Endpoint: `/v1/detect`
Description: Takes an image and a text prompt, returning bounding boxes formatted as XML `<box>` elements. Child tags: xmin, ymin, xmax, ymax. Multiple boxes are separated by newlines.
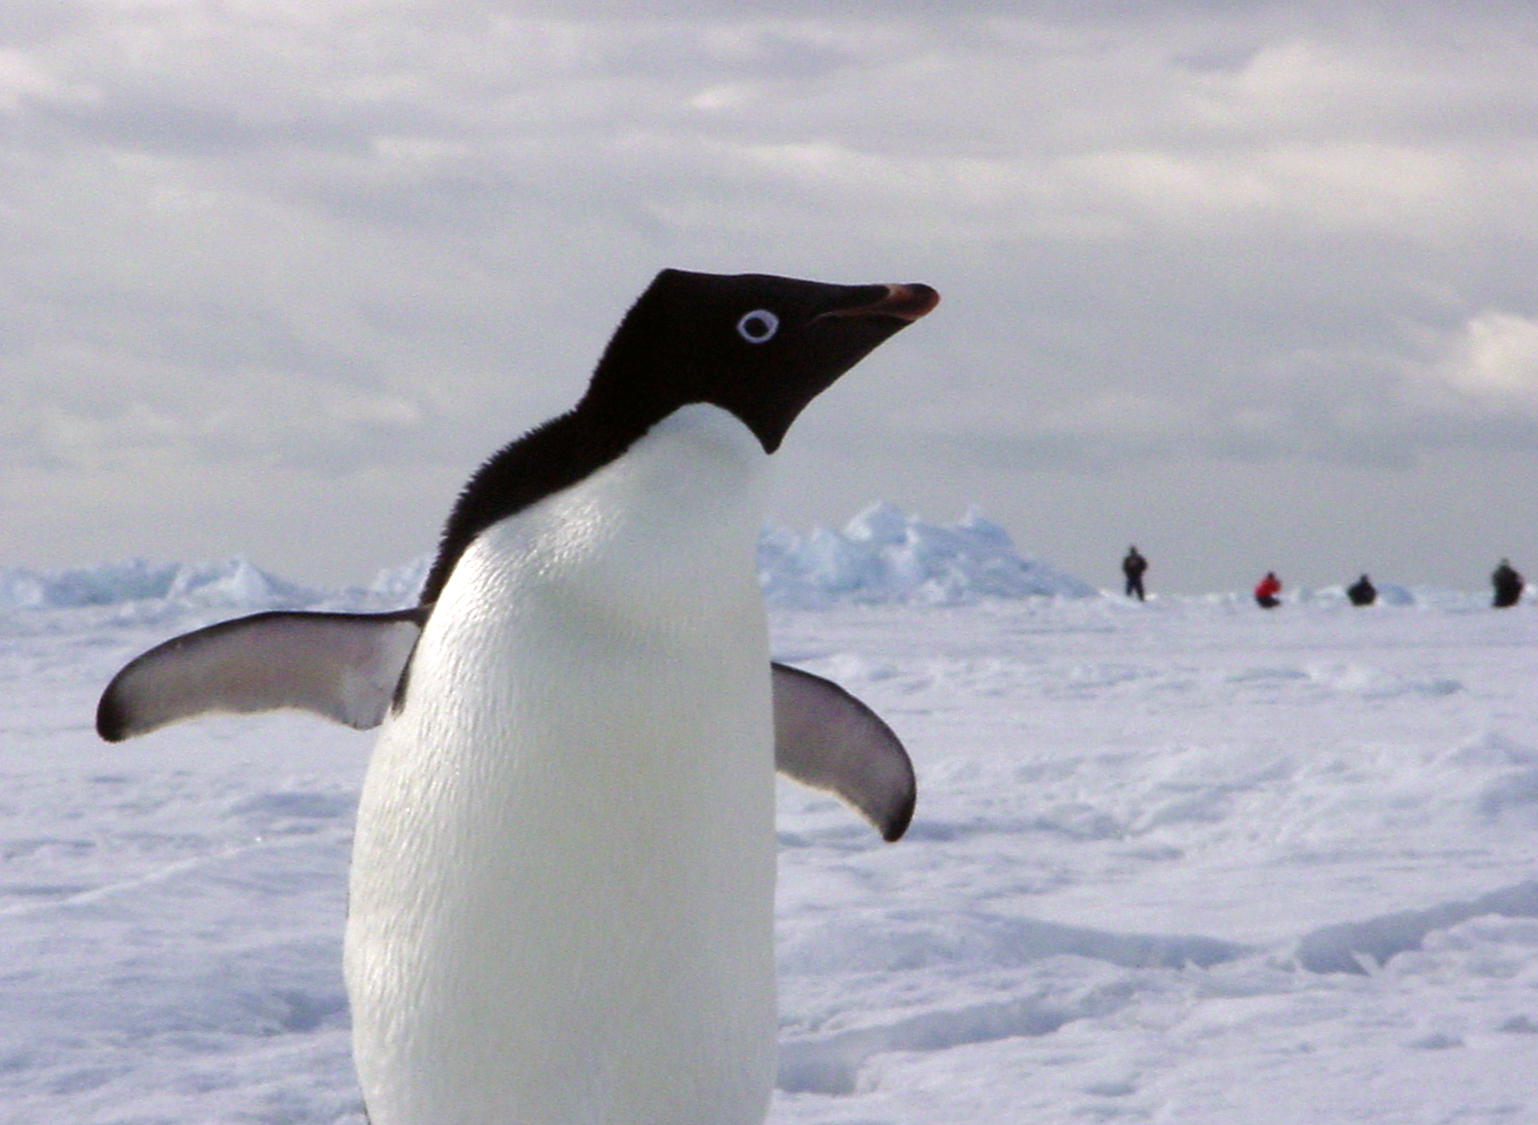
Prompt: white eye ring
<box><xmin>736</xmin><ymin>309</ymin><xmax>779</xmax><ymax>344</ymax></box>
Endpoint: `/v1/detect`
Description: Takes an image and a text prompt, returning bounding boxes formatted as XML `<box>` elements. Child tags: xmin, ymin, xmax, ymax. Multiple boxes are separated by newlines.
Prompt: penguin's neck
<box><xmin>421</xmin><ymin>392</ymin><xmax>659</xmax><ymax>607</ymax></box>
<box><xmin>454</xmin><ymin>403</ymin><xmax>772</xmax><ymax>641</ymax></box>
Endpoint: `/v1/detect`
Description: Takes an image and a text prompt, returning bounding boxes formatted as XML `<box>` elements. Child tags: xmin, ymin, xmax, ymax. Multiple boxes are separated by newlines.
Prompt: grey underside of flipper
<box><xmin>95</xmin><ymin>612</ymin><xmax>916</xmax><ymax>840</ymax></box>
<box><xmin>770</xmin><ymin>661</ymin><xmax>915</xmax><ymax>842</ymax></box>
<box><xmin>95</xmin><ymin>608</ymin><xmax>429</xmax><ymax>743</ymax></box>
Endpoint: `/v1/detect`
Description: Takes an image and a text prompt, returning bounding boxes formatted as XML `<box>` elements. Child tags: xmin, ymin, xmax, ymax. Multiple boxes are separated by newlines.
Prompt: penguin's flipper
<box><xmin>771</xmin><ymin>662</ymin><xmax>916</xmax><ymax>842</ymax></box>
<box><xmin>97</xmin><ymin>608</ymin><xmax>427</xmax><ymax>742</ymax></box>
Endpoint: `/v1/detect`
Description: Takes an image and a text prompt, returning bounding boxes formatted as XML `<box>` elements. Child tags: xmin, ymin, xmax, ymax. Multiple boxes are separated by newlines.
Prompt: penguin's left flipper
<box><xmin>771</xmin><ymin>662</ymin><xmax>916</xmax><ymax>842</ymax></box>
<box><xmin>96</xmin><ymin>608</ymin><xmax>428</xmax><ymax>742</ymax></box>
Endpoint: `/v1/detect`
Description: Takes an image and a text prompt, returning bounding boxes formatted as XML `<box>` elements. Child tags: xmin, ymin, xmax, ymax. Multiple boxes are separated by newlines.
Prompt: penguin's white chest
<box><xmin>345</xmin><ymin>405</ymin><xmax>778</xmax><ymax>1125</ymax></box>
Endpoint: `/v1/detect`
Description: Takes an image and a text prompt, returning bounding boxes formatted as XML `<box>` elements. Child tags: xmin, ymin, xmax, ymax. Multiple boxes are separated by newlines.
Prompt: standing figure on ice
<box><xmin>1492</xmin><ymin>558</ymin><xmax>1525</xmax><ymax>608</ymax></box>
<box><xmin>1121</xmin><ymin>545</ymin><xmax>1148</xmax><ymax>601</ymax></box>
<box><xmin>1254</xmin><ymin>571</ymin><xmax>1282</xmax><ymax>609</ymax></box>
<box><xmin>96</xmin><ymin>270</ymin><xmax>937</xmax><ymax>1125</ymax></box>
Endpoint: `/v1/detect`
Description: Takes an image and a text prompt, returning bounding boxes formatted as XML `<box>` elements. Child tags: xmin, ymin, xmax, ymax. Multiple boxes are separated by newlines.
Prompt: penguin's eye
<box><xmin>736</xmin><ymin>309</ymin><xmax>779</xmax><ymax>344</ymax></box>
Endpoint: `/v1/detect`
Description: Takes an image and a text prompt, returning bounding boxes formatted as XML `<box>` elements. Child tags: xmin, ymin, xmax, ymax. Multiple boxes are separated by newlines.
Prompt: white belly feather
<box><xmin>345</xmin><ymin>405</ymin><xmax>777</xmax><ymax>1125</ymax></box>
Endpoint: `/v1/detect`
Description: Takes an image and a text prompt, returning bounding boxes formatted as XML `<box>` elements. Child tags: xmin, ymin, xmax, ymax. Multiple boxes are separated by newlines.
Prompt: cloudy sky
<box><xmin>5</xmin><ymin>1</ymin><xmax>1538</xmax><ymax>594</ymax></box>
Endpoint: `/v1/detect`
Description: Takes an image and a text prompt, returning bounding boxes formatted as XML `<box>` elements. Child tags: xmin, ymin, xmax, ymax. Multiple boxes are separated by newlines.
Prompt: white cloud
<box><xmin>0</xmin><ymin>47</ymin><xmax>85</xmax><ymax>111</ymax></box>
<box><xmin>1424</xmin><ymin>310</ymin><xmax>1538</xmax><ymax>415</ymax></box>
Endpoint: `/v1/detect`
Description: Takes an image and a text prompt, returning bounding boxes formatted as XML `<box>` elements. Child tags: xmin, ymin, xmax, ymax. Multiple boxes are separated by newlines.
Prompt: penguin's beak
<box><xmin>815</xmin><ymin>284</ymin><xmax>940</xmax><ymax>324</ymax></box>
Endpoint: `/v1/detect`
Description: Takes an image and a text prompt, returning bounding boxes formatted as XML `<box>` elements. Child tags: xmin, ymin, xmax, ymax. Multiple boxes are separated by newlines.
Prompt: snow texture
<box><xmin>3</xmin><ymin>505</ymin><xmax>1538</xmax><ymax>1124</ymax></box>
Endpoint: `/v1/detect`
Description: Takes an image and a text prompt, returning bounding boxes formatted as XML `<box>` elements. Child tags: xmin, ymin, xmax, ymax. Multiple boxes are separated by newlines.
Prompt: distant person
<box><xmin>1122</xmin><ymin>546</ymin><xmax>1148</xmax><ymax>601</ymax></box>
<box><xmin>1347</xmin><ymin>574</ymin><xmax>1377</xmax><ymax>607</ymax></box>
<box><xmin>1254</xmin><ymin>571</ymin><xmax>1281</xmax><ymax>609</ymax></box>
<box><xmin>1492</xmin><ymin>558</ymin><xmax>1525</xmax><ymax>608</ymax></box>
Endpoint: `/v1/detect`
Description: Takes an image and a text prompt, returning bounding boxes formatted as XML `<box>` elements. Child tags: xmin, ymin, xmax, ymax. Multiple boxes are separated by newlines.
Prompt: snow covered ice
<box><xmin>3</xmin><ymin>506</ymin><xmax>1537</xmax><ymax>1124</ymax></box>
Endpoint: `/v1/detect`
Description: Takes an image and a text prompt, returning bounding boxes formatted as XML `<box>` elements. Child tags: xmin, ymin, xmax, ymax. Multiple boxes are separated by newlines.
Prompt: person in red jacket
<box><xmin>1254</xmin><ymin>571</ymin><xmax>1281</xmax><ymax>609</ymax></box>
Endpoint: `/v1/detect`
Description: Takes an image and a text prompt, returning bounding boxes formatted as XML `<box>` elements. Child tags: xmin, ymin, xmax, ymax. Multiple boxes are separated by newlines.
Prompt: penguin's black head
<box><xmin>584</xmin><ymin>269</ymin><xmax>939</xmax><ymax>453</ymax></box>
<box><xmin>416</xmin><ymin>269</ymin><xmax>935</xmax><ymax>608</ymax></box>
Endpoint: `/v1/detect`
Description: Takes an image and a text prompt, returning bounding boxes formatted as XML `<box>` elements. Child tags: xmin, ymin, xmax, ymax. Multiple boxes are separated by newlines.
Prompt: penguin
<box><xmin>97</xmin><ymin>269</ymin><xmax>937</xmax><ymax>1125</ymax></box>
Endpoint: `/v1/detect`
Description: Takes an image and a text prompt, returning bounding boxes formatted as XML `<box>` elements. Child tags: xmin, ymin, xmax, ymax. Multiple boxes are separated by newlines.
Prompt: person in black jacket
<box><xmin>1122</xmin><ymin>546</ymin><xmax>1148</xmax><ymax>601</ymax></box>
<box><xmin>1347</xmin><ymin>574</ymin><xmax>1376</xmax><ymax>606</ymax></box>
<box><xmin>1492</xmin><ymin>559</ymin><xmax>1525</xmax><ymax>608</ymax></box>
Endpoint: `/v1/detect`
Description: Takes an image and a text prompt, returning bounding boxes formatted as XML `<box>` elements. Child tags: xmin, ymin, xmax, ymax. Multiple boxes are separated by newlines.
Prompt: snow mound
<box><xmin>759</xmin><ymin>502</ymin><xmax>1095</xmax><ymax>608</ymax></box>
<box><xmin>366</xmin><ymin>555</ymin><xmax>430</xmax><ymax>607</ymax></box>
<box><xmin>0</xmin><ymin>558</ymin><xmax>319</xmax><ymax>613</ymax></box>
<box><xmin>1</xmin><ymin>505</ymin><xmax>1093</xmax><ymax>618</ymax></box>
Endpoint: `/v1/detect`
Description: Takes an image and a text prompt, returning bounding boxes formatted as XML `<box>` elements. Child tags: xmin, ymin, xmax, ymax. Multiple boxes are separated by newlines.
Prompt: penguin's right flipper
<box><xmin>771</xmin><ymin>662</ymin><xmax>916</xmax><ymax>842</ymax></box>
<box><xmin>97</xmin><ymin>608</ymin><xmax>427</xmax><ymax>742</ymax></box>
